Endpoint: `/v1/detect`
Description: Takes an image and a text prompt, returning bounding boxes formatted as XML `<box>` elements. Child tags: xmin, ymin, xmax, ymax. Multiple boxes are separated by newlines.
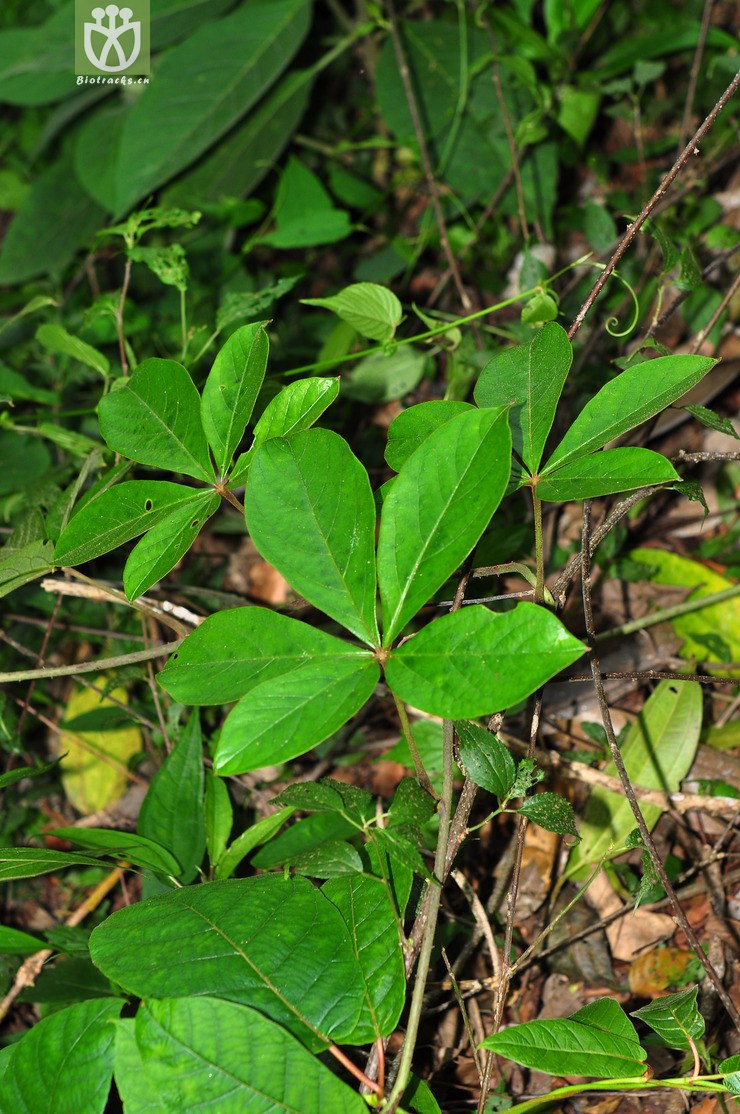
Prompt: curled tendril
<box><xmin>587</xmin><ymin>263</ymin><xmax>641</xmax><ymax>338</ymax></box>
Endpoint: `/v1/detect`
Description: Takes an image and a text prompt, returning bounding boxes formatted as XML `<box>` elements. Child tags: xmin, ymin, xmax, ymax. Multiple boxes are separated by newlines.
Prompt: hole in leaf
<box><xmin>191</xmin><ymin>519</ymin><xmax>199</xmax><ymax>528</ymax></box>
<box><xmin>144</xmin><ymin>499</ymin><xmax>153</xmax><ymax>511</ymax></box>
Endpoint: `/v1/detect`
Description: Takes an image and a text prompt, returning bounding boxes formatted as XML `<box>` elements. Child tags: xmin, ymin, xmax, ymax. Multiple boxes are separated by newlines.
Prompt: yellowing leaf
<box><xmin>58</xmin><ymin>679</ymin><xmax>141</xmax><ymax>813</ymax></box>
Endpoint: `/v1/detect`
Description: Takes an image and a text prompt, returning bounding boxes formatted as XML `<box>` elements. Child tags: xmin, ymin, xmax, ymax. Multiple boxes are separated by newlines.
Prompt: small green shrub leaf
<box><xmin>115</xmin><ymin>998</ymin><xmax>367</xmax><ymax>1113</ymax></box>
<box><xmin>123</xmin><ymin>490</ymin><xmax>220</xmax><ymax>599</ymax></box>
<box><xmin>204</xmin><ymin>770</ymin><xmax>233</xmax><ymax>868</ymax></box>
<box><xmin>251</xmin><ymin>376</ymin><xmax>340</xmax><ymax>447</ymax></box>
<box><xmin>0</xmin><ymin>999</ymin><xmax>123</xmax><ymax>1114</ymax></box>
<box><xmin>631</xmin><ymin>986</ymin><xmax>704</xmax><ymax>1050</ymax></box>
<box><xmin>323</xmin><ymin>875</ymin><xmax>407</xmax><ymax>1041</ymax></box>
<box><xmin>455</xmin><ymin>721</ymin><xmax>516</xmax><ymax>799</ymax></box>
<box><xmin>385</xmin><ymin>603</ymin><xmax>585</xmax><ymax>717</ymax></box>
<box><xmin>35</xmin><ymin>323</ymin><xmax>110</xmax><ymax>378</ymax></box>
<box><xmin>0</xmin><ymin>926</ymin><xmax>44</xmax><ymax>955</ymax></box>
<box><xmin>302</xmin><ymin>282</ymin><xmax>403</xmax><ymax>343</ymax></box>
<box><xmin>201</xmin><ymin>322</ymin><xmax>269</xmax><ymax>475</ymax></box>
<box><xmin>719</xmin><ymin>1055</ymin><xmax>740</xmax><ymax>1096</ymax></box>
<box><xmin>289</xmin><ymin>841</ymin><xmax>364</xmax><ymax>878</ymax></box>
<box><xmin>252</xmin><ymin>813</ymin><xmax>357</xmax><ymax>871</ymax></box>
<box><xmin>476</xmin><ymin>325</ymin><xmax>575</xmax><ymax>474</ymax></box>
<box><xmin>99</xmin><ymin>360</ymin><xmax>214</xmax><ymax>481</ymax></box>
<box><xmin>388</xmin><ymin>778</ymin><xmax>437</xmax><ymax>827</ymax></box>
<box><xmin>138</xmin><ymin>712</ymin><xmax>206</xmax><ymax>884</ymax></box>
<box><xmin>0</xmin><ymin>847</ymin><xmax>104</xmax><ymax>881</ymax></box>
<box><xmin>541</xmin><ymin>354</ymin><xmax>716</xmax><ymax>473</ymax></box>
<box><xmin>214</xmin><ymin>654</ymin><xmax>379</xmax><ymax>774</ymax></box>
<box><xmin>378</xmin><ymin>408</ymin><xmax>512</xmax><ymax>645</ymax></box>
<box><xmin>55</xmin><ymin>481</ymin><xmax>202</xmax><ymax>566</ymax></box>
<box><xmin>273</xmin><ymin>779</ymin><xmax>373</xmax><ymax>824</ymax></box>
<box><xmin>89</xmin><ymin>875</ymin><xmax>377</xmax><ymax>1049</ymax></box>
<box><xmin>385</xmin><ymin>400</ymin><xmax>474</xmax><ymax>471</ymax></box>
<box><xmin>261</xmin><ymin>156</ymin><xmax>351</xmax><ymax>248</ymax></box>
<box><xmin>537</xmin><ymin>447</ymin><xmax>678</xmax><ymax>501</ymax></box>
<box><xmin>44</xmin><ymin>828</ymin><xmax>182</xmax><ymax>876</ymax></box>
<box><xmin>214</xmin><ymin>808</ymin><xmax>293</xmax><ymax>881</ymax></box>
<box><xmin>480</xmin><ymin>997</ymin><xmax>647</xmax><ymax>1078</ymax></box>
<box><xmin>517</xmin><ymin>792</ymin><xmax>580</xmax><ymax>839</ymax></box>
<box><xmin>246</xmin><ymin>430</ymin><xmax>379</xmax><ymax>645</ymax></box>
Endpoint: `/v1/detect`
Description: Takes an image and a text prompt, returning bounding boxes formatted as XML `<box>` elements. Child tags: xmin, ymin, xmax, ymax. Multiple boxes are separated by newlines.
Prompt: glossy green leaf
<box><xmin>0</xmin><ymin>759</ymin><xmax>59</xmax><ymax>792</ymax></box>
<box><xmin>112</xmin><ymin>1021</ymin><xmax>168</xmax><ymax>1114</ymax></box>
<box><xmin>251</xmin><ymin>812</ymin><xmax>357</xmax><ymax>871</ymax></box>
<box><xmin>159</xmin><ymin>606</ymin><xmax>375</xmax><ymax>705</ymax></box>
<box><xmin>89</xmin><ymin>875</ymin><xmax>376</xmax><ymax>1049</ymax></box>
<box><xmin>474</xmin><ymin>323</ymin><xmax>571</xmax><ymax>474</ymax></box>
<box><xmin>566</xmin><ymin>680</ymin><xmax>702</xmax><ymax>879</ymax></box>
<box><xmin>537</xmin><ymin>447</ymin><xmax>678</xmax><ymax>501</ymax></box>
<box><xmin>116</xmin><ymin>998</ymin><xmax>367</xmax><ymax>1113</ymax></box>
<box><xmin>205</xmin><ymin>769</ymin><xmax>233</xmax><ymax>868</ymax></box>
<box><xmin>455</xmin><ymin>720</ymin><xmax>516</xmax><ymax>799</ymax></box>
<box><xmin>246</xmin><ymin>430</ymin><xmax>379</xmax><ymax>644</ymax></box>
<box><xmin>113</xmin><ymin>0</ymin><xmax>311</xmax><ymax>214</ymax></box>
<box><xmin>138</xmin><ymin>712</ymin><xmax>206</xmax><ymax>883</ymax></box>
<box><xmin>385</xmin><ymin>400</ymin><xmax>474</xmax><ymax>472</ymax></box>
<box><xmin>215</xmin><ymin>654</ymin><xmax>379</xmax><ymax>774</ymax></box>
<box><xmin>323</xmin><ymin>875</ymin><xmax>406</xmax><ymax>1041</ymax></box>
<box><xmin>0</xmin><ymin>926</ymin><xmax>44</xmax><ymax>955</ymax></box>
<box><xmin>302</xmin><ymin>283</ymin><xmax>403</xmax><ymax>343</ymax></box>
<box><xmin>631</xmin><ymin>986</ymin><xmax>704</xmax><ymax>1051</ymax></box>
<box><xmin>518</xmin><ymin>793</ymin><xmax>579</xmax><ymax>839</ymax></box>
<box><xmin>273</xmin><ymin>779</ymin><xmax>373</xmax><ymax>824</ymax></box>
<box><xmin>0</xmin><ymin>847</ymin><xmax>103</xmax><ymax>881</ymax></box>
<box><xmin>261</xmin><ymin>156</ymin><xmax>351</xmax><ymax>248</ymax></box>
<box><xmin>289</xmin><ymin>841</ymin><xmax>364</xmax><ymax>878</ymax></box>
<box><xmin>385</xmin><ymin>603</ymin><xmax>585</xmax><ymax>717</ymax></box>
<box><xmin>214</xmin><ymin>808</ymin><xmax>293</xmax><ymax>881</ymax></box>
<box><xmin>55</xmin><ymin>481</ymin><xmax>206</xmax><ymax>566</ymax></box>
<box><xmin>480</xmin><ymin>997</ymin><xmax>647</xmax><ymax>1078</ymax></box>
<box><xmin>251</xmin><ymin>376</ymin><xmax>340</xmax><ymax>447</ymax></box>
<box><xmin>0</xmin><ymin>999</ymin><xmax>123</xmax><ymax>1114</ymax></box>
<box><xmin>45</xmin><ymin>828</ymin><xmax>181</xmax><ymax>876</ymax></box>
<box><xmin>541</xmin><ymin>354</ymin><xmax>716</xmax><ymax>474</ymax></box>
<box><xmin>98</xmin><ymin>360</ymin><xmax>214</xmax><ymax>481</ymax></box>
<box><xmin>378</xmin><ymin>408</ymin><xmax>512</xmax><ymax>645</ymax></box>
<box><xmin>123</xmin><ymin>490</ymin><xmax>220</xmax><ymax>599</ymax></box>
<box><xmin>201</xmin><ymin>323</ymin><xmax>269</xmax><ymax>475</ymax></box>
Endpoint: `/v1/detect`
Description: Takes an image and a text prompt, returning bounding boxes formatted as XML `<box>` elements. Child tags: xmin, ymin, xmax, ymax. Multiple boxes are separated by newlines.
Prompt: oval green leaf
<box><xmin>302</xmin><ymin>282</ymin><xmax>403</xmax><ymax>343</ymax></box>
<box><xmin>44</xmin><ymin>828</ymin><xmax>182</xmax><ymax>876</ymax></box>
<box><xmin>455</xmin><ymin>720</ymin><xmax>516</xmax><ymax>799</ymax></box>
<box><xmin>537</xmin><ymin>447</ymin><xmax>678</xmax><ymax>501</ymax></box>
<box><xmin>385</xmin><ymin>400</ymin><xmax>474</xmax><ymax>472</ymax></box>
<box><xmin>251</xmin><ymin>376</ymin><xmax>340</xmax><ymax>446</ymax></box>
<box><xmin>0</xmin><ymin>847</ymin><xmax>105</xmax><ymax>882</ymax></box>
<box><xmin>123</xmin><ymin>490</ymin><xmax>220</xmax><ymax>599</ymax></box>
<box><xmin>201</xmin><ymin>322</ymin><xmax>269</xmax><ymax>475</ymax></box>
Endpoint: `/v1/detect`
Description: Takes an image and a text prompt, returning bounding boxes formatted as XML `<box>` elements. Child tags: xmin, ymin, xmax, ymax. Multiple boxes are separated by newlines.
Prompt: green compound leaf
<box><xmin>0</xmin><ymin>999</ymin><xmax>123</xmax><ymax>1114</ymax></box>
<box><xmin>0</xmin><ymin>847</ymin><xmax>104</xmax><ymax>882</ymax></box>
<box><xmin>98</xmin><ymin>359</ymin><xmax>214</xmax><ymax>482</ymax></box>
<box><xmin>55</xmin><ymin>481</ymin><xmax>203</xmax><ymax>567</ymax></box>
<box><xmin>201</xmin><ymin>322</ymin><xmax>269</xmax><ymax>476</ymax></box>
<box><xmin>537</xmin><ymin>447</ymin><xmax>678</xmax><ymax>501</ymax></box>
<box><xmin>122</xmin><ymin>490</ymin><xmax>220</xmax><ymax>600</ymax></box>
<box><xmin>541</xmin><ymin>353</ymin><xmax>716</xmax><ymax>474</ymax></box>
<box><xmin>378</xmin><ymin>408</ymin><xmax>512</xmax><ymax>646</ymax></box>
<box><xmin>385</xmin><ymin>400</ymin><xmax>474</xmax><ymax>472</ymax></box>
<box><xmin>114</xmin><ymin>998</ymin><xmax>367</xmax><ymax>1114</ymax></box>
<box><xmin>323</xmin><ymin>875</ymin><xmax>406</xmax><ymax>1042</ymax></box>
<box><xmin>517</xmin><ymin>792</ymin><xmax>580</xmax><ymax>840</ymax></box>
<box><xmin>631</xmin><ymin>986</ymin><xmax>705</xmax><ymax>1051</ymax></box>
<box><xmin>89</xmin><ymin>875</ymin><xmax>381</xmax><ymax>1050</ymax></box>
<box><xmin>474</xmin><ymin>322</ymin><xmax>572</xmax><ymax>474</ymax></box>
<box><xmin>302</xmin><ymin>282</ymin><xmax>404</xmax><ymax>343</ymax></box>
<box><xmin>385</xmin><ymin>603</ymin><xmax>585</xmax><ymax>718</ymax></box>
<box><xmin>455</xmin><ymin>720</ymin><xmax>516</xmax><ymax>799</ymax></box>
<box><xmin>480</xmin><ymin>997</ymin><xmax>647</xmax><ymax>1079</ymax></box>
<box><xmin>43</xmin><ymin>828</ymin><xmax>181</xmax><ymax>876</ymax></box>
<box><xmin>137</xmin><ymin>712</ymin><xmax>206</xmax><ymax>884</ymax></box>
<box><xmin>246</xmin><ymin>430</ymin><xmax>379</xmax><ymax>645</ymax></box>
<box><xmin>214</xmin><ymin>653</ymin><xmax>379</xmax><ymax>774</ymax></box>
<box><xmin>566</xmin><ymin>680</ymin><xmax>702</xmax><ymax>880</ymax></box>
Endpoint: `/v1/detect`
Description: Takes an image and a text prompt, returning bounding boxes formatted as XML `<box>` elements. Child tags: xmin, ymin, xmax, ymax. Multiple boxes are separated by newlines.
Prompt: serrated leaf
<box><xmin>631</xmin><ymin>986</ymin><xmax>704</xmax><ymax>1050</ymax></box>
<box><xmin>123</xmin><ymin>490</ymin><xmax>220</xmax><ymax>599</ymax></box>
<box><xmin>541</xmin><ymin>354</ymin><xmax>716</xmax><ymax>474</ymax></box>
<box><xmin>323</xmin><ymin>875</ymin><xmax>406</xmax><ymax>1041</ymax></box>
<box><xmin>302</xmin><ymin>283</ymin><xmax>403</xmax><ymax>343</ymax></box>
<box><xmin>273</xmin><ymin>779</ymin><xmax>373</xmax><ymax>824</ymax></box>
<box><xmin>566</xmin><ymin>680</ymin><xmax>702</xmax><ymax>879</ymax></box>
<box><xmin>54</xmin><ymin>481</ymin><xmax>204</xmax><ymax>566</ymax></box>
<box><xmin>518</xmin><ymin>792</ymin><xmax>579</xmax><ymax>839</ymax></box>
<box><xmin>385</xmin><ymin>400</ymin><xmax>474</xmax><ymax>472</ymax></box>
<box><xmin>389</xmin><ymin>778</ymin><xmax>437</xmax><ymax>826</ymax></box>
<box><xmin>0</xmin><ymin>847</ymin><xmax>103</xmax><ymax>882</ymax></box>
<box><xmin>98</xmin><ymin>360</ymin><xmax>214</xmax><ymax>481</ymax></box>
<box><xmin>372</xmin><ymin>826</ymin><xmax>432</xmax><ymax>880</ymax></box>
<box><xmin>89</xmin><ymin>875</ymin><xmax>378</xmax><ymax>1049</ymax></box>
<box><xmin>0</xmin><ymin>999</ymin><xmax>123</xmax><ymax>1114</ymax></box>
<box><xmin>378</xmin><ymin>408</ymin><xmax>512</xmax><ymax>645</ymax></box>
<box><xmin>44</xmin><ymin>828</ymin><xmax>181</xmax><ymax>876</ymax></box>
<box><xmin>480</xmin><ymin>997</ymin><xmax>647</xmax><ymax>1078</ymax></box>
<box><xmin>201</xmin><ymin>322</ymin><xmax>269</xmax><ymax>475</ymax></box>
<box><xmin>246</xmin><ymin>429</ymin><xmax>379</xmax><ymax>645</ymax></box>
<box><xmin>128</xmin><ymin>244</ymin><xmax>189</xmax><ymax>292</ymax></box>
<box><xmin>251</xmin><ymin>376</ymin><xmax>340</xmax><ymax>447</ymax></box>
<box><xmin>385</xmin><ymin>603</ymin><xmax>585</xmax><ymax>717</ymax></box>
<box><xmin>474</xmin><ymin>322</ymin><xmax>572</xmax><ymax>474</ymax></box>
<box><xmin>138</xmin><ymin>712</ymin><xmax>205</xmax><ymax>884</ymax></box>
<box><xmin>59</xmin><ymin>680</ymin><xmax>142</xmax><ymax>814</ymax></box>
<box><xmin>537</xmin><ymin>447</ymin><xmax>678</xmax><ymax>501</ymax></box>
<box><xmin>289</xmin><ymin>841</ymin><xmax>364</xmax><ymax>878</ymax></box>
<box><xmin>455</xmin><ymin>721</ymin><xmax>516</xmax><ymax>799</ymax></box>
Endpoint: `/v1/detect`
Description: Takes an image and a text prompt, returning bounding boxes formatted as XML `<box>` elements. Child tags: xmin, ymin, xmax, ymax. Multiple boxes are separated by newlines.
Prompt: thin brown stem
<box><xmin>116</xmin><ymin>255</ymin><xmax>133</xmax><ymax>376</ymax></box>
<box><xmin>678</xmin><ymin>0</ymin><xmax>715</xmax><ymax>151</ymax></box>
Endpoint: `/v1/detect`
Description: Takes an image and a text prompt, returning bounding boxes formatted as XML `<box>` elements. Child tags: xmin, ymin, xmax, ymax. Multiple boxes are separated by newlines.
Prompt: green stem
<box><xmin>504</xmin><ymin>1075</ymin><xmax>727</xmax><ymax>1113</ymax></box>
<box><xmin>595</xmin><ymin>583</ymin><xmax>740</xmax><ymax>642</ymax></box>
<box><xmin>384</xmin><ymin>719</ymin><xmax>455</xmax><ymax>1111</ymax></box>
<box><xmin>179</xmin><ymin>288</ymin><xmax>188</xmax><ymax>361</ymax></box>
